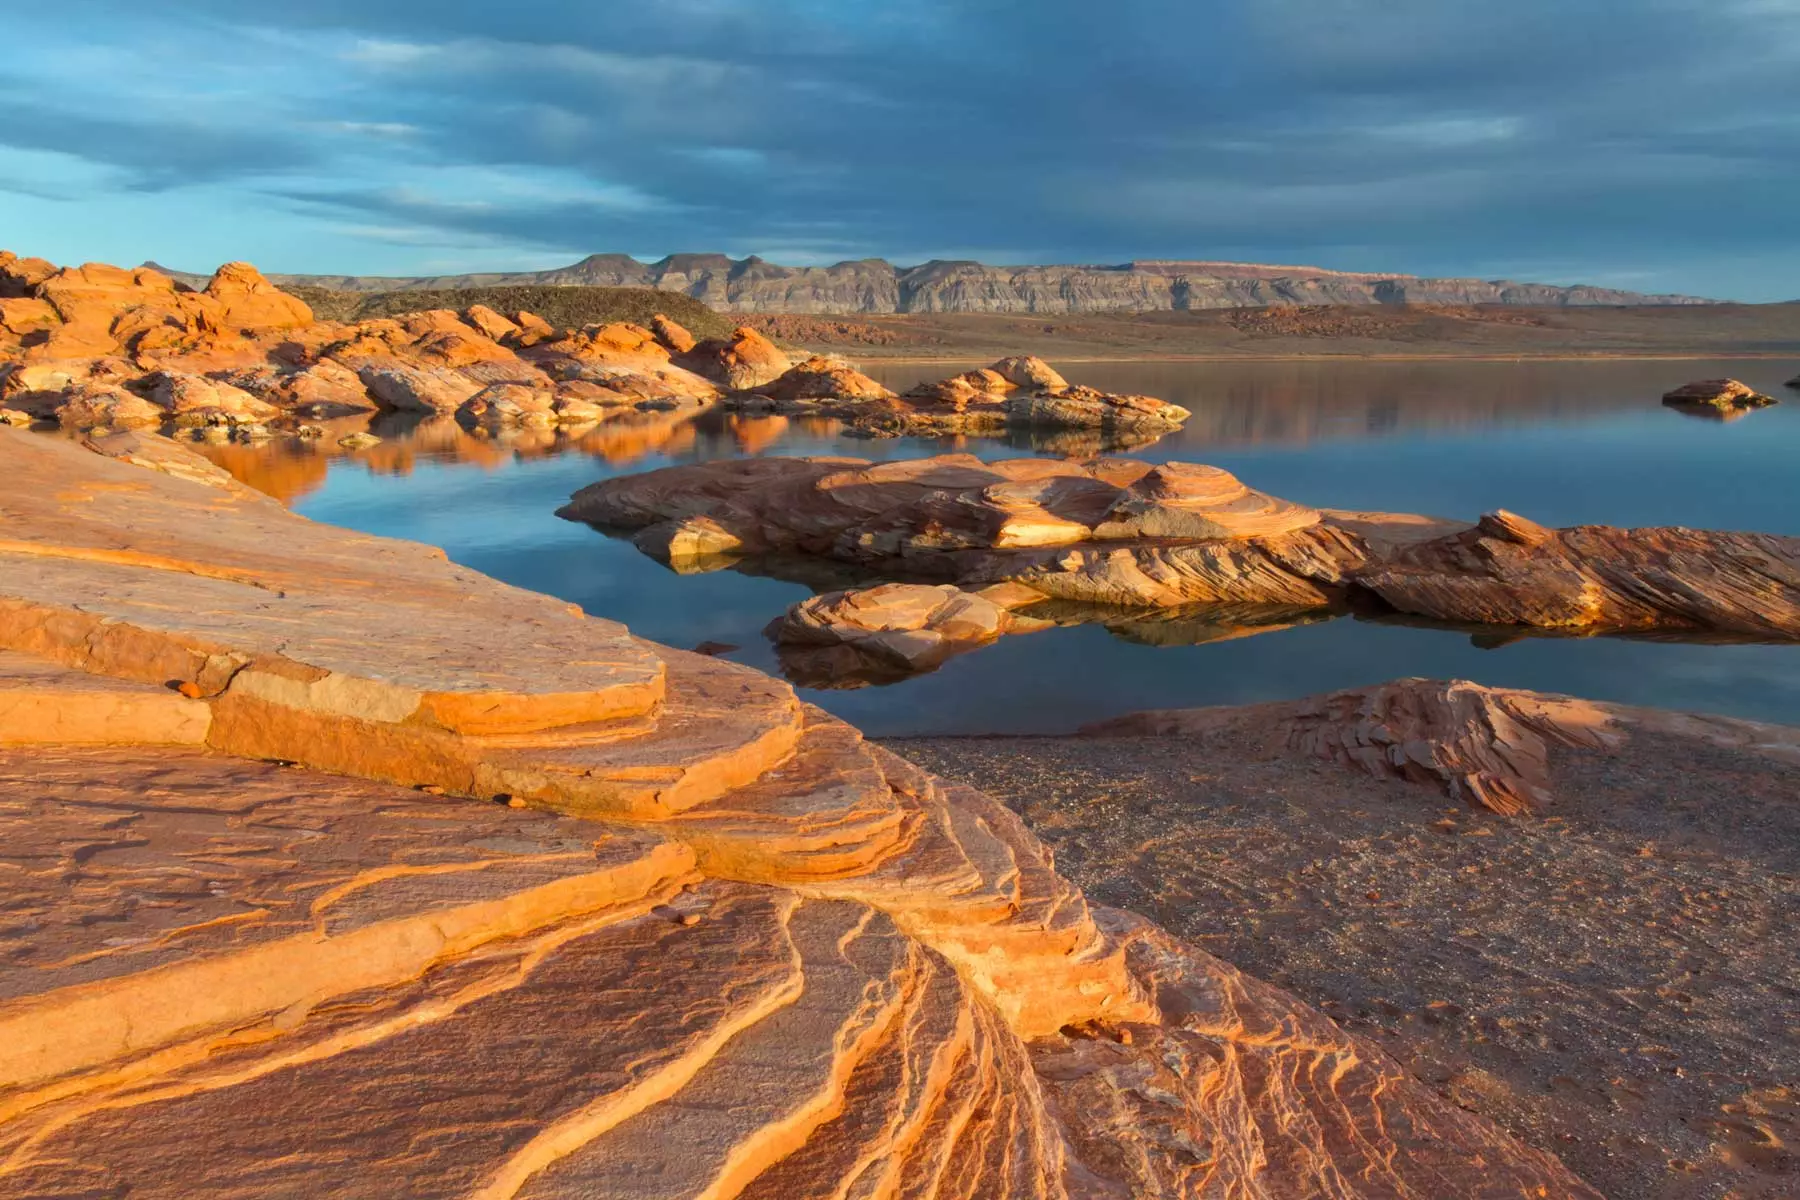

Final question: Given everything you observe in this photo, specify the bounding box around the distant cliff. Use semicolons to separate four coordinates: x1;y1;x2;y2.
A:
153;254;1719;314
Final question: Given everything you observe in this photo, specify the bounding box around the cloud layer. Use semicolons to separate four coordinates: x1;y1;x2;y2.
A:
3;0;1797;297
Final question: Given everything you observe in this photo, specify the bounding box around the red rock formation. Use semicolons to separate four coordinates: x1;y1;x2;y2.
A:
679;324;791;389
564;453;1800;639
0;427;1597;1197
0;253;720;431
650;311;698;354
750;355;896;404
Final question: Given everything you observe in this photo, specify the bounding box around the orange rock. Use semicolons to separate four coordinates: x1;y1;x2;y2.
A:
750;355;895;403
567;452;1800;637
650;311;697;354
0;430;1604;1199
681;324;790;390
462;303;522;342
203;261;314;331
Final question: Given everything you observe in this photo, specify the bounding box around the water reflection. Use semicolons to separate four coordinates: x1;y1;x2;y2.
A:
194;357;1800;733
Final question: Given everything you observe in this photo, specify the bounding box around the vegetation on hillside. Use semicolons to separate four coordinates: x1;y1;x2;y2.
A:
288;284;738;339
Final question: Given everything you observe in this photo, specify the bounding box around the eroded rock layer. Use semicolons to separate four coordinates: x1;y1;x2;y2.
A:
563;455;1800;639
0;428;1594;1197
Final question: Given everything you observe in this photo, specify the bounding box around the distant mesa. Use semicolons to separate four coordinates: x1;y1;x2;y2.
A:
143;252;1723;315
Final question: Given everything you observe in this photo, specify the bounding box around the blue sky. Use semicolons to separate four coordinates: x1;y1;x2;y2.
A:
4;0;1798;298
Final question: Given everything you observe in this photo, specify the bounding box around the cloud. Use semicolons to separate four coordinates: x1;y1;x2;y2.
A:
3;0;1798;297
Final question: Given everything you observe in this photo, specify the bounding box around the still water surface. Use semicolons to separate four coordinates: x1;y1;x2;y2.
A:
232;358;1800;735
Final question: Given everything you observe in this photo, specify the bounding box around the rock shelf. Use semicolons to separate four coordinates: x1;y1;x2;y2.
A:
565;453;1800;640
0;427;1595;1196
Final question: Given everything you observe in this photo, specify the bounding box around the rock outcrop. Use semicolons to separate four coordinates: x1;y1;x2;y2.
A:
679;324;791;389
768;582;1050;687
1662;377;1778;417
0;426;1595;1197
244;251;1722;313
738;355;1190;439
562;455;1800;639
0;253;721;434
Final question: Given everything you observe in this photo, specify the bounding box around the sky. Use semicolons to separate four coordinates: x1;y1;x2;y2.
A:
3;0;1798;299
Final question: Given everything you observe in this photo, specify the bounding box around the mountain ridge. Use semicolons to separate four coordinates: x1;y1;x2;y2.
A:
143;254;1722;314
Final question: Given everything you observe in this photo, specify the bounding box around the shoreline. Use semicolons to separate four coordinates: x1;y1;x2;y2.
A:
851;350;1800;365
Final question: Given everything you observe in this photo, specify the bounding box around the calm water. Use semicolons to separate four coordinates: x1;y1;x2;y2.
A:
233;358;1800;735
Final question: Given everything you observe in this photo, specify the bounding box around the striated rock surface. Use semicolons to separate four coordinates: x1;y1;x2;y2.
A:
246;250;1720;312
896;697;1800;1200
0;426;1595;1198
1085;678;1635;816
565;455;1800;639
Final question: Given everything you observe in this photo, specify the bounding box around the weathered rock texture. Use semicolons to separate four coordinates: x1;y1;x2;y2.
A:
0;427;1594;1197
735;354;1190;438
1083;678;1652;816
0;252;720;434
892;704;1800;1200
239;252;1720;312
563;456;1800;640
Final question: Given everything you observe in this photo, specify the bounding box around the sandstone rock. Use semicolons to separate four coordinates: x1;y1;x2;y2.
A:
203;260;314;330
0;407;31;426
511;309;556;346
650;311;697;354
270;358;378;413
142;370;281;423
55;382;166;429
749;355;896;405
1661;378;1777;413
0;431;1603;1199
768;582;1045;686
337;430;382;449
565;454;1800;638
681;324;790;390
356;360;483;412
456;381;557;429
462;303;521;342
1005;383;1191;430
990;354;1069;390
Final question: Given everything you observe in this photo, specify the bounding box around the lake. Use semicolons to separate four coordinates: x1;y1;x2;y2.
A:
209;358;1800;736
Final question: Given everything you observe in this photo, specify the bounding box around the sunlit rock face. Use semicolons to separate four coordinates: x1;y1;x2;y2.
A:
0;427;1596;1198
564;454;1800;639
1661;377;1778;419
0;253;722;434
733;355;1190;439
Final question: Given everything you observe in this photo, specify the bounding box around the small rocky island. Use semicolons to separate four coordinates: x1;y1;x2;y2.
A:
1661;377;1779;418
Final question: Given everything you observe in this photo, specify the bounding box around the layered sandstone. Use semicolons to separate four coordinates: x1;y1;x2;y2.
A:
564;456;1800;639
0;426;1593;1197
